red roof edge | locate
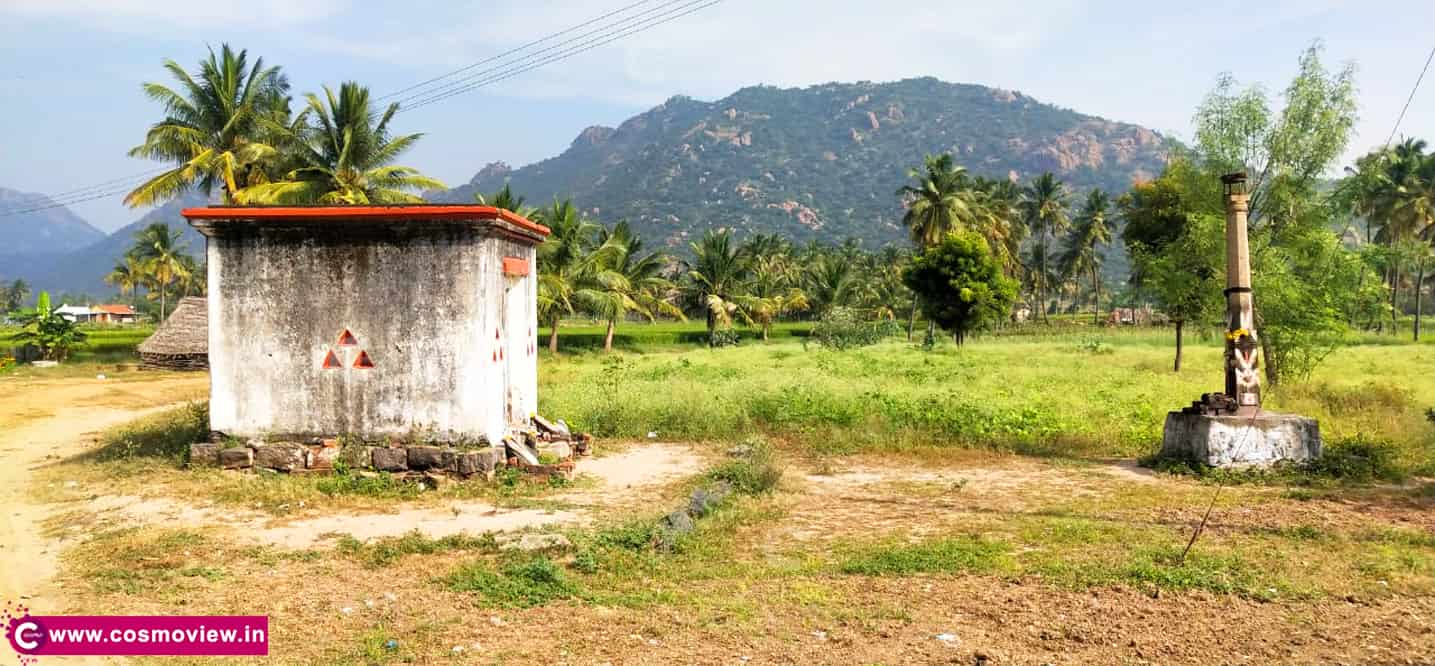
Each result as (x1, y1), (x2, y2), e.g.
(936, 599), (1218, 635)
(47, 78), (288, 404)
(180, 205), (550, 237)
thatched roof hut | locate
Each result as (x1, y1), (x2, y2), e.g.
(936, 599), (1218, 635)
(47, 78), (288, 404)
(138, 297), (208, 370)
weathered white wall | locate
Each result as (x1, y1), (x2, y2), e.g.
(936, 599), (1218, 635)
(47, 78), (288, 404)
(201, 218), (541, 443)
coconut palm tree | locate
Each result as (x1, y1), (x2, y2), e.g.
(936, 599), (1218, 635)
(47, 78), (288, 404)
(681, 230), (753, 344)
(742, 253), (808, 340)
(533, 199), (600, 354)
(898, 154), (979, 247)
(234, 82), (444, 204)
(125, 44), (290, 207)
(803, 253), (858, 318)
(581, 221), (684, 352)
(1058, 189), (1113, 324)
(130, 223), (191, 321)
(971, 176), (1027, 276)
(104, 256), (146, 300)
(476, 184), (533, 216)
(1021, 172), (1070, 323)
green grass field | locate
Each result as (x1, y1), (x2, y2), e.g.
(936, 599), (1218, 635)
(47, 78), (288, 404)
(538, 327), (1435, 471)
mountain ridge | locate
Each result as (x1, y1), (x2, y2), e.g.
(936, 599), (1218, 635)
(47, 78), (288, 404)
(434, 77), (1172, 249)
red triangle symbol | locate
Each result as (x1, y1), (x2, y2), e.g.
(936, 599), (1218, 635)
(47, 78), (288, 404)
(495, 328), (501, 341)
(499, 348), (505, 361)
(337, 329), (358, 346)
(322, 349), (343, 369)
(353, 350), (374, 369)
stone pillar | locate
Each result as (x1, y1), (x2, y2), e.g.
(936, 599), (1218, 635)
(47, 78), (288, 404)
(1221, 172), (1260, 414)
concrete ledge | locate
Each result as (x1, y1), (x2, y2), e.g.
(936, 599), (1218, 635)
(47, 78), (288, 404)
(1160, 411), (1322, 468)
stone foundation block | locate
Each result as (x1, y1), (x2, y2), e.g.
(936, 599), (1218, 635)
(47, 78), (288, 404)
(310, 446), (341, 470)
(371, 447), (408, 472)
(408, 445), (456, 471)
(339, 445), (373, 470)
(253, 442), (307, 472)
(189, 442), (221, 466)
(1160, 411), (1322, 468)
(456, 448), (505, 478)
(218, 447), (253, 469)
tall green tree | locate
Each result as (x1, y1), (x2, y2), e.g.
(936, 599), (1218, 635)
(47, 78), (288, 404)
(104, 256), (146, 299)
(582, 221), (684, 352)
(898, 154), (977, 247)
(533, 199), (600, 354)
(1020, 172), (1070, 323)
(3, 279), (30, 311)
(1058, 189), (1113, 324)
(129, 223), (191, 321)
(1193, 40), (1361, 383)
(126, 44), (290, 207)
(680, 230), (753, 344)
(902, 231), (1018, 346)
(235, 82), (445, 204)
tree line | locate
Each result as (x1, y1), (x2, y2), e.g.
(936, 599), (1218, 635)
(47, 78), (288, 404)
(82, 40), (1413, 389)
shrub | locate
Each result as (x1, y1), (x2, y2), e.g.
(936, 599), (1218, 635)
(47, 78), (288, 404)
(1306, 435), (1405, 483)
(91, 402), (209, 463)
(709, 438), (782, 495)
(707, 328), (741, 348)
(810, 307), (899, 350)
(442, 556), (580, 608)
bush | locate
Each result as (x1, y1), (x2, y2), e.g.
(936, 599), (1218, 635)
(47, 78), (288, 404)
(709, 438), (782, 494)
(707, 328), (741, 348)
(91, 402), (209, 463)
(810, 307), (900, 350)
(442, 556), (580, 608)
(1305, 435), (1405, 483)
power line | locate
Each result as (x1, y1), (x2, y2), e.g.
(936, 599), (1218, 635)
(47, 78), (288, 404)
(0, 167), (172, 215)
(1383, 43), (1435, 150)
(400, 0), (721, 114)
(390, 0), (698, 110)
(376, 0), (659, 102)
(0, 0), (723, 218)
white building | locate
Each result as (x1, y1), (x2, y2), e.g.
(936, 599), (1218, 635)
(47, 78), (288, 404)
(184, 205), (549, 445)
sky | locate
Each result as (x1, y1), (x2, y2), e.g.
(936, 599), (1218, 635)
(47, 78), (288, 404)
(1, 0), (1433, 233)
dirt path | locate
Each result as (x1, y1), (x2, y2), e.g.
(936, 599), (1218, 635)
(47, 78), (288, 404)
(0, 374), (206, 664)
(0, 376), (207, 606)
(77, 442), (707, 548)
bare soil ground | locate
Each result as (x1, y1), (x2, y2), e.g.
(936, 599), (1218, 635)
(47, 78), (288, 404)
(7, 373), (1435, 664)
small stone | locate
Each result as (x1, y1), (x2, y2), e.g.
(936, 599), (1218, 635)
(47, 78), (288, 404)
(253, 443), (306, 472)
(371, 447), (408, 472)
(189, 442), (221, 467)
(537, 441), (572, 460)
(407, 445), (454, 471)
(935, 633), (959, 646)
(340, 607), (353, 615)
(339, 445), (373, 470)
(218, 447), (253, 469)
(488, 616), (504, 627)
(310, 446), (340, 470)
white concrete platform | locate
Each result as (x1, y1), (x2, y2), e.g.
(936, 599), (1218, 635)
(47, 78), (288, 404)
(1160, 411), (1322, 468)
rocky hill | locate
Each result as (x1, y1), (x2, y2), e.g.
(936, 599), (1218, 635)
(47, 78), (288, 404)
(0, 193), (206, 296)
(0, 187), (107, 254)
(434, 77), (1171, 249)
